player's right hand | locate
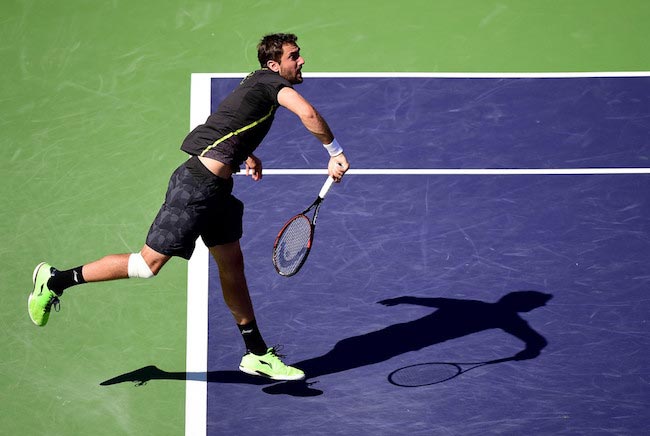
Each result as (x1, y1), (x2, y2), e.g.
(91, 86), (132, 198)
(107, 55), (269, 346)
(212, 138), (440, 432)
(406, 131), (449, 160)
(329, 153), (349, 182)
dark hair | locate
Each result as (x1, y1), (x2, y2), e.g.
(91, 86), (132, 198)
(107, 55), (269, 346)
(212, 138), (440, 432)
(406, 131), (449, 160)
(257, 33), (298, 68)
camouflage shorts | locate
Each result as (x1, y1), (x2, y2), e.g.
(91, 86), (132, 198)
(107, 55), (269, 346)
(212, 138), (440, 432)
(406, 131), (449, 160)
(146, 156), (243, 259)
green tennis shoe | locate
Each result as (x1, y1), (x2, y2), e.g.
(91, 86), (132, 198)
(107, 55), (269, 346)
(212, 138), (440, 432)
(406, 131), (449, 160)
(28, 262), (61, 326)
(239, 347), (305, 381)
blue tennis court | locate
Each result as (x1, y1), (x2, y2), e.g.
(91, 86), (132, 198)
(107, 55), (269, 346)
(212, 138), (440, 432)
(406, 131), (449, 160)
(189, 74), (650, 434)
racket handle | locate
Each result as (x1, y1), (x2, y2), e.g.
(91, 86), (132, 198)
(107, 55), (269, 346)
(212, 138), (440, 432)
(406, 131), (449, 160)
(318, 176), (335, 199)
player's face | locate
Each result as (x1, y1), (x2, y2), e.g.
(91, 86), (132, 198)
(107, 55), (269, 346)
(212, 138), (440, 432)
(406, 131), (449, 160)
(277, 43), (304, 84)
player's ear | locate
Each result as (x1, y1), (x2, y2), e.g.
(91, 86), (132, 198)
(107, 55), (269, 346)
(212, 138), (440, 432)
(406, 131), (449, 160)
(266, 59), (280, 72)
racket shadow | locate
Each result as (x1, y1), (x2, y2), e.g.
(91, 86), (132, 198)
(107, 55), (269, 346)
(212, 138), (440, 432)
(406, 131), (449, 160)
(387, 357), (514, 387)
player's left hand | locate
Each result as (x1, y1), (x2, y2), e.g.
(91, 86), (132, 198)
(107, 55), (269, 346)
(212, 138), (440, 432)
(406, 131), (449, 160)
(245, 154), (263, 181)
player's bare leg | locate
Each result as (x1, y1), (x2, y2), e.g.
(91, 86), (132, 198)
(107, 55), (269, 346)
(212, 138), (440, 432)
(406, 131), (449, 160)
(209, 241), (255, 325)
(209, 240), (304, 380)
(28, 245), (169, 326)
(81, 245), (169, 282)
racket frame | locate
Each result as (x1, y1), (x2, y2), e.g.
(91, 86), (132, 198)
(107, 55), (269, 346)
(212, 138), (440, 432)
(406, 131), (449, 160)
(272, 177), (333, 277)
(388, 358), (511, 387)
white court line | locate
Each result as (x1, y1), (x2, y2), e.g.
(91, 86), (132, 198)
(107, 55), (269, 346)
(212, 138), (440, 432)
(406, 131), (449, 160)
(241, 168), (650, 176)
(185, 75), (211, 436)
(185, 72), (650, 436)
(191, 71), (650, 79)
(303, 72), (650, 78)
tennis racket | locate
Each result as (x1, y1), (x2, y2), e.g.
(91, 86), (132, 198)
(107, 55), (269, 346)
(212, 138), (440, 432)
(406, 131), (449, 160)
(388, 357), (511, 387)
(272, 176), (336, 277)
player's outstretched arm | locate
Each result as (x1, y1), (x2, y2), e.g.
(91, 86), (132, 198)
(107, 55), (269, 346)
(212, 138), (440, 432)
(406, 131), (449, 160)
(277, 87), (350, 181)
(277, 87), (333, 143)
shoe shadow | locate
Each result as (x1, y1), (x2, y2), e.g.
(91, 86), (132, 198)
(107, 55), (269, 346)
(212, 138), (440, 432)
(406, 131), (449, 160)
(99, 366), (322, 396)
(100, 290), (552, 397)
(100, 366), (262, 387)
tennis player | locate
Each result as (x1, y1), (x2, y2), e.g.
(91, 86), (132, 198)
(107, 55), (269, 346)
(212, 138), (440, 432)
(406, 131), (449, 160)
(28, 33), (350, 381)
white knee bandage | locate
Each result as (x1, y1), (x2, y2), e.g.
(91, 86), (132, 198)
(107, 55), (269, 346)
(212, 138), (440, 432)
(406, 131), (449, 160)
(127, 253), (154, 279)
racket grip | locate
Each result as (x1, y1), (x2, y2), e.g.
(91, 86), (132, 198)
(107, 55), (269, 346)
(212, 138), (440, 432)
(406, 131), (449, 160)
(318, 176), (335, 199)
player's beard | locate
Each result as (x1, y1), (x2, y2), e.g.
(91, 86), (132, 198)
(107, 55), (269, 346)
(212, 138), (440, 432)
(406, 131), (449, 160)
(282, 67), (303, 84)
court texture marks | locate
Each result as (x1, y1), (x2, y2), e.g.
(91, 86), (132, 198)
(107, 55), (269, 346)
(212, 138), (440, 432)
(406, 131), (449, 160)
(100, 73), (650, 434)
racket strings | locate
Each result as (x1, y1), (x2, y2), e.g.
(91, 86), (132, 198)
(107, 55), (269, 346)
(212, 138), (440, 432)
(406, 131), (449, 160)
(273, 215), (312, 276)
(389, 363), (462, 387)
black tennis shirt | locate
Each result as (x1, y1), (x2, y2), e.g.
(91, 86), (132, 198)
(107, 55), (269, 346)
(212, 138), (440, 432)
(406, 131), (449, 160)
(181, 69), (293, 171)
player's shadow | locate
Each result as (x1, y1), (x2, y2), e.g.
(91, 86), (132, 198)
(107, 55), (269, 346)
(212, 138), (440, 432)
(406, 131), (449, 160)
(100, 290), (552, 397)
